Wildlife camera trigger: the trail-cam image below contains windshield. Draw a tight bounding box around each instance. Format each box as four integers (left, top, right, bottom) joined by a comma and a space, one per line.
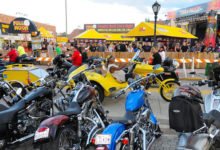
30, 69, 49, 78
68, 64, 88, 81
131, 50, 141, 62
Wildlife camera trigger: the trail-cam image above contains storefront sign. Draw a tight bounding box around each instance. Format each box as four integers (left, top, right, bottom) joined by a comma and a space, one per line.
0, 23, 9, 35
84, 24, 135, 33
168, 0, 220, 19
8, 17, 38, 34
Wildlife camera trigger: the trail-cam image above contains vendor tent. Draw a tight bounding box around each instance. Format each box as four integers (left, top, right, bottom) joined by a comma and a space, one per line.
38, 27, 54, 38
75, 29, 105, 40
100, 33, 135, 41
126, 22, 197, 39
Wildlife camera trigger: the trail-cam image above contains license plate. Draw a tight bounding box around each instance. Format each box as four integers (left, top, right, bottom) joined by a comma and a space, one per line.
34, 128, 49, 141
95, 134, 111, 145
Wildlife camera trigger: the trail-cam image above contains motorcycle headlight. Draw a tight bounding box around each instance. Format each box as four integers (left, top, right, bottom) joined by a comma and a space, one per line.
173, 60, 180, 69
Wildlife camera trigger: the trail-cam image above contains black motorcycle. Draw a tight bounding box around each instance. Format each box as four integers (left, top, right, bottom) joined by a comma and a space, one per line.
34, 65, 108, 150
0, 77, 57, 149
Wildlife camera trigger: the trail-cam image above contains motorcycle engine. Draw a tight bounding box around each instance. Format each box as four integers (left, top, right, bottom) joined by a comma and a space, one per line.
27, 98, 52, 118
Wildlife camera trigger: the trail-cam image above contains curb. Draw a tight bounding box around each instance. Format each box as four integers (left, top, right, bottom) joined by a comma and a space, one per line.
179, 77, 204, 81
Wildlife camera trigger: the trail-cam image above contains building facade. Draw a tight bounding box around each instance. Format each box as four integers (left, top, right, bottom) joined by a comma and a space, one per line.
167, 0, 220, 46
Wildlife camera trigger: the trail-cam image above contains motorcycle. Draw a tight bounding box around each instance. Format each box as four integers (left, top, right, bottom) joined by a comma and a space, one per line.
0, 77, 56, 149
69, 55, 180, 102
34, 65, 108, 150
169, 85, 220, 149
94, 74, 161, 150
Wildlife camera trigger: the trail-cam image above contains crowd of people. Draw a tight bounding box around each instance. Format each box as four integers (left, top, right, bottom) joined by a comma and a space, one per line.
49, 40, 220, 54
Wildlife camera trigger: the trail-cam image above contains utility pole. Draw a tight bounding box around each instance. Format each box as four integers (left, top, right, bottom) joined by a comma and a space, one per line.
65, 0, 68, 37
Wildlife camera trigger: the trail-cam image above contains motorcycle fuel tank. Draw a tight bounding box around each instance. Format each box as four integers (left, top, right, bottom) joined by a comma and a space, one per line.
125, 90, 145, 112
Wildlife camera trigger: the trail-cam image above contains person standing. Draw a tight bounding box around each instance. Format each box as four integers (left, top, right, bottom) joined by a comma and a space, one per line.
47, 41, 55, 58
174, 43, 181, 52
158, 46, 166, 63
181, 41, 188, 52
55, 44, 62, 55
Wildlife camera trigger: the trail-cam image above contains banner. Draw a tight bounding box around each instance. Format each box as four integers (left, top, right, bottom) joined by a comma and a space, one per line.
204, 11, 217, 47
8, 17, 38, 35
167, 0, 220, 19
84, 24, 135, 33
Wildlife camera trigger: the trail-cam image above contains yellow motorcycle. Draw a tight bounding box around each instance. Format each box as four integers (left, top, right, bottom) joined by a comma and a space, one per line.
68, 59, 180, 102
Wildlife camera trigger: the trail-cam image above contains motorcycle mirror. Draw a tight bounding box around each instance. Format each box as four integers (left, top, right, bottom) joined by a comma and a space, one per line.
16, 88, 22, 95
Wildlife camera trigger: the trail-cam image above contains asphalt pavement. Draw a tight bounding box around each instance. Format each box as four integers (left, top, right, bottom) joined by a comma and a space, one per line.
4, 66, 212, 149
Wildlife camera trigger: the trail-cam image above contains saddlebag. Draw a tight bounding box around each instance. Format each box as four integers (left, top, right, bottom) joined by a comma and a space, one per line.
169, 96, 204, 132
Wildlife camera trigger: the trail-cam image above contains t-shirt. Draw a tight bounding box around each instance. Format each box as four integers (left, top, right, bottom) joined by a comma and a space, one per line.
7, 49, 18, 62
108, 64, 126, 82
56, 47, 62, 55
152, 52, 162, 65
181, 46, 188, 52
72, 50, 82, 66
142, 45, 151, 52
17, 46, 26, 56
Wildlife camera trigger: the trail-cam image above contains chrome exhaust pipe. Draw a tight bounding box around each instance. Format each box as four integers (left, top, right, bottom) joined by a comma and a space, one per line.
10, 133, 34, 145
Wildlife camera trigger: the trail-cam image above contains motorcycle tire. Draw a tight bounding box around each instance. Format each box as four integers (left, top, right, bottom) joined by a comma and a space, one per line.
160, 80, 180, 102
10, 82, 27, 97
91, 82, 104, 103
40, 126, 77, 150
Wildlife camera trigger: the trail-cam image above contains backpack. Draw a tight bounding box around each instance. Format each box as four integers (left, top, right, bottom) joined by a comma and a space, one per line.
169, 96, 204, 132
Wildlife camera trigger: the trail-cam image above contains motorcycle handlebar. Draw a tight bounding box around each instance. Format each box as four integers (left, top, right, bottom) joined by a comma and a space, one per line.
114, 90, 126, 99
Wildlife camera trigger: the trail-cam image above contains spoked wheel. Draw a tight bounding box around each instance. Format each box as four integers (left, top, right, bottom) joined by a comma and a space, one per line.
10, 82, 26, 97
160, 81, 180, 102
40, 126, 77, 150
58, 128, 76, 150
91, 82, 104, 103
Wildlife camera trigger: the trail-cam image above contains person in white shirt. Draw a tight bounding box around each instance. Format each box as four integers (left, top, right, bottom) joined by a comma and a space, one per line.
158, 46, 166, 63
106, 55, 133, 83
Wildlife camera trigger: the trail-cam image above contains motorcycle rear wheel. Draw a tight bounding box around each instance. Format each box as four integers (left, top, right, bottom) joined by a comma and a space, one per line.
40, 126, 77, 150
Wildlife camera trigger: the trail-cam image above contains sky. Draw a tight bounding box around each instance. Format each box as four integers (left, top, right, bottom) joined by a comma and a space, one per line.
0, 0, 211, 33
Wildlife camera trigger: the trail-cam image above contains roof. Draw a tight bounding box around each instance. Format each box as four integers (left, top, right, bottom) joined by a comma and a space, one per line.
68, 29, 84, 39
38, 27, 54, 38
75, 29, 105, 39
100, 33, 134, 41
126, 22, 197, 39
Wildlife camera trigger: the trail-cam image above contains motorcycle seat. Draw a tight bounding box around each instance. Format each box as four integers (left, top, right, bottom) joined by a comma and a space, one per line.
109, 111, 136, 125
204, 110, 220, 128
0, 100, 25, 124
59, 102, 81, 116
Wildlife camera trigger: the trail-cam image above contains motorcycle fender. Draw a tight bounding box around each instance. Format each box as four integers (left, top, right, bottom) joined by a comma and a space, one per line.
101, 123, 126, 150
158, 79, 178, 92
177, 133, 210, 150
34, 115, 70, 142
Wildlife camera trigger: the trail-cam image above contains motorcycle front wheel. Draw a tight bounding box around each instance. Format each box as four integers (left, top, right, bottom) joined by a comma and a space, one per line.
40, 126, 77, 150
160, 80, 180, 102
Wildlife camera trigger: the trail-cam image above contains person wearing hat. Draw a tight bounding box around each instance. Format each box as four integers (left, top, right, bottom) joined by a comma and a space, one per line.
0, 44, 18, 65
106, 55, 133, 83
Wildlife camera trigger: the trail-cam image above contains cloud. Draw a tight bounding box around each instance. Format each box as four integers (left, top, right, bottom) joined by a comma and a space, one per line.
0, 0, 210, 33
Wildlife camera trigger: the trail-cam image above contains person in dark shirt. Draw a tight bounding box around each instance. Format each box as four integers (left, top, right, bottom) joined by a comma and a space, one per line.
142, 42, 151, 52
120, 42, 127, 52
181, 41, 188, 52
151, 47, 162, 65
90, 43, 96, 52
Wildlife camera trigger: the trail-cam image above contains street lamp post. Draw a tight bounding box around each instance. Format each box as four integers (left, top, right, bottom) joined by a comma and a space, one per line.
65, 0, 68, 37
152, 1, 161, 47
